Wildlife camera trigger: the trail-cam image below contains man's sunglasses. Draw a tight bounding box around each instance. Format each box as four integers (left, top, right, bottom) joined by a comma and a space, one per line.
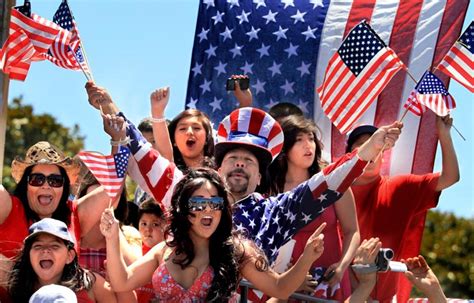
188, 196, 224, 211
27, 173, 64, 188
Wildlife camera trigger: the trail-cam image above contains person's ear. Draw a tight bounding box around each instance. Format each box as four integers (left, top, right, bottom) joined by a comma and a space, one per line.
66, 248, 76, 265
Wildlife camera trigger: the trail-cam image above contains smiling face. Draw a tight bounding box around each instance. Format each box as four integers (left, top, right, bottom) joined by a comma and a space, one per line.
27, 164, 65, 219
287, 131, 316, 170
139, 213, 165, 249
218, 148, 261, 200
29, 233, 75, 286
187, 180, 222, 240
174, 116, 207, 161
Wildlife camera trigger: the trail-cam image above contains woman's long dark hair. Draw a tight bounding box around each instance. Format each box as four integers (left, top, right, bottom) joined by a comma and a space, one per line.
13, 165, 71, 226
8, 236, 95, 303
167, 109, 216, 171
268, 115, 324, 195
165, 168, 238, 301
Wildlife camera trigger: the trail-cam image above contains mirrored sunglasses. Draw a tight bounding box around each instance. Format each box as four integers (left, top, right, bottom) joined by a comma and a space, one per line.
27, 173, 64, 188
188, 196, 224, 211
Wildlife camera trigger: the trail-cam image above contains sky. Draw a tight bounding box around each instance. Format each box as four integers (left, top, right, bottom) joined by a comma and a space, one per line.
5, 0, 474, 218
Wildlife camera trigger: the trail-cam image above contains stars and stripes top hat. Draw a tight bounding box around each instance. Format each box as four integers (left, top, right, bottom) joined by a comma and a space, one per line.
215, 107, 284, 170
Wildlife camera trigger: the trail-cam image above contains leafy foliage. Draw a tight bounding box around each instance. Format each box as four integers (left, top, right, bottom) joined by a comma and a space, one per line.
2, 97, 85, 191
412, 210, 474, 298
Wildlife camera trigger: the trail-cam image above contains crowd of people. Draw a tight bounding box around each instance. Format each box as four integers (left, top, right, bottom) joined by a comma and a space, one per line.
0, 76, 459, 302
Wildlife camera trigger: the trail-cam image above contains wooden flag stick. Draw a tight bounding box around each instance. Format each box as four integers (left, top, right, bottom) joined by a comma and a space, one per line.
451, 124, 466, 141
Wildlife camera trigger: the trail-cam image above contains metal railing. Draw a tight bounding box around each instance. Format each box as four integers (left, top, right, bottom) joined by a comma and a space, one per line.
238, 280, 338, 303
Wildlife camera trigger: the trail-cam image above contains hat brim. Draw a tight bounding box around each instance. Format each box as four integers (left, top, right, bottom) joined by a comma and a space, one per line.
11, 157, 80, 185
24, 230, 75, 245
215, 142, 272, 171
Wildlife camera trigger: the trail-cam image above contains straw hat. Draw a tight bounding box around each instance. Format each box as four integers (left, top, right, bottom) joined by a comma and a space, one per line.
11, 141, 80, 184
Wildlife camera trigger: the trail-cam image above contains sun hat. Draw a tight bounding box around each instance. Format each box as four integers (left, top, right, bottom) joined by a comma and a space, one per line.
215, 107, 284, 171
29, 284, 77, 303
11, 141, 80, 184
24, 218, 75, 245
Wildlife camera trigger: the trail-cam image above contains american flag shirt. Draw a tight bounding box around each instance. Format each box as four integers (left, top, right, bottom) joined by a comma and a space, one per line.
120, 113, 367, 262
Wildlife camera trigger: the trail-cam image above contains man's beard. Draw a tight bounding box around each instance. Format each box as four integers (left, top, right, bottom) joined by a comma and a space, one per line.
225, 168, 250, 195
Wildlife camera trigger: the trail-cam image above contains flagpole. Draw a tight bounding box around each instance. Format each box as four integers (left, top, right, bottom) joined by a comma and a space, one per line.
70, 48, 92, 81
65, 0, 94, 82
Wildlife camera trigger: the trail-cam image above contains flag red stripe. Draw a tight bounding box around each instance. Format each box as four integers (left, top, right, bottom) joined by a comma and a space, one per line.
249, 108, 265, 136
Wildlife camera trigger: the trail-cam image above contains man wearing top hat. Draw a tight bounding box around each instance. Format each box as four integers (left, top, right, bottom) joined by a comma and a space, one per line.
85, 83, 402, 263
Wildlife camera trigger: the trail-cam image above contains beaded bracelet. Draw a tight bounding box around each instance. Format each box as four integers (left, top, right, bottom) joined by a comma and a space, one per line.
110, 138, 131, 146
151, 116, 166, 123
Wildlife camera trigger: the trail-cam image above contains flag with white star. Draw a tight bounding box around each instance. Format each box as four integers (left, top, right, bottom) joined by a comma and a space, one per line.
186, 0, 329, 123
437, 20, 473, 93
78, 146, 130, 199
409, 71, 456, 117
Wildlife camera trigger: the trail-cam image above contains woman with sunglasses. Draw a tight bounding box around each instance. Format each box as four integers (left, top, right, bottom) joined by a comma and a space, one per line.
101, 168, 326, 301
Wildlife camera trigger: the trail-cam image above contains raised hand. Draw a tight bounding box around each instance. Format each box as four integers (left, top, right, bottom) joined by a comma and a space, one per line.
324, 262, 344, 287
357, 121, 403, 161
436, 114, 453, 139
352, 237, 381, 285
100, 207, 120, 240
150, 86, 170, 118
231, 75, 252, 108
303, 222, 326, 262
84, 81, 118, 115
402, 255, 446, 302
101, 113, 126, 141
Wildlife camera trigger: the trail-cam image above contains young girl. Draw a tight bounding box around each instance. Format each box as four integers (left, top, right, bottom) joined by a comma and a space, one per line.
149, 87, 215, 170
268, 115, 360, 300
101, 168, 326, 301
8, 218, 118, 303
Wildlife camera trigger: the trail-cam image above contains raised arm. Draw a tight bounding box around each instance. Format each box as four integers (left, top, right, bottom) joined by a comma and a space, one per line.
241, 223, 326, 299
150, 87, 173, 161
0, 185, 13, 225
231, 75, 253, 108
435, 115, 459, 191
101, 208, 160, 292
325, 188, 360, 286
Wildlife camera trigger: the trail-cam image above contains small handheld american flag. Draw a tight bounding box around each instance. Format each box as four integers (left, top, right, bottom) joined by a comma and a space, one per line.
78, 146, 130, 199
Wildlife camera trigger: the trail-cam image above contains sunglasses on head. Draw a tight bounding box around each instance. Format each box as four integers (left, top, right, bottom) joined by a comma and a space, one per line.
27, 173, 64, 188
188, 196, 224, 211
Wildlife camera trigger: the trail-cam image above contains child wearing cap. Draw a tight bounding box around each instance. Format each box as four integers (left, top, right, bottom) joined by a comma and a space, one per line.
7, 218, 126, 303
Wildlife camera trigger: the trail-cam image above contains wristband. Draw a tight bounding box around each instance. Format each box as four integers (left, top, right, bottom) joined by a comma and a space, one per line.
110, 137, 131, 146
151, 116, 166, 123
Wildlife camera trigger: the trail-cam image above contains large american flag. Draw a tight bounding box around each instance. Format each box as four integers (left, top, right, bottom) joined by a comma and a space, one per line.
317, 20, 404, 134
48, 0, 91, 78
78, 146, 130, 199
0, 3, 61, 81
437, 20, 473, 93
185, 1, 469, 301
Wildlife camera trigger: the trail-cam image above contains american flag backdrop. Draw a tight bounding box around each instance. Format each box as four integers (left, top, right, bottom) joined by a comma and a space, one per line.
185, 0, 469, 176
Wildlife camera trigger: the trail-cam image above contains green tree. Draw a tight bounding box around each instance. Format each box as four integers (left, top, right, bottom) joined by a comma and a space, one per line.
412, 210, 474, 298
2, 96, 85, 191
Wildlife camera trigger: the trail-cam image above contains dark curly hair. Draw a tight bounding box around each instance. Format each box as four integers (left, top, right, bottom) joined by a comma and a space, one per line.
268, 115, 325, 195
8, 235, 95, 303
167, 109, 216, 171
165, 168, 238, 301
13, 165, 72, 226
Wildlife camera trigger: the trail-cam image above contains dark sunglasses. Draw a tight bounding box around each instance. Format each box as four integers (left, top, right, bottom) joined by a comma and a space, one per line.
188, 196, 224, 211
27, 173, 64, 188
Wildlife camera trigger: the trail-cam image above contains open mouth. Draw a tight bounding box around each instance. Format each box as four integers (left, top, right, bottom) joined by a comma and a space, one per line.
304, 152, 313, 157
38, 195, 53, 206
186, 138, 196, 148
39, 259, 54, 269
200, 216, 213, 227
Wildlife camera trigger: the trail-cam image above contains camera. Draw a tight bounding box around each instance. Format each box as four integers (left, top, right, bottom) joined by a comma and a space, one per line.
226, 77, 250, 91
375, 248, 394, 272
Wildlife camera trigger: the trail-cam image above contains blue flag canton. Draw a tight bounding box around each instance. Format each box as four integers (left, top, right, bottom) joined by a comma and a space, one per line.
338, 22, 385, 77
15, 1, 31, 17
418, 72, 449, 96
114, 146, 130, 178
459, 21, 473, 54
53, 1, 74, 30
186, 0, 330, 124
